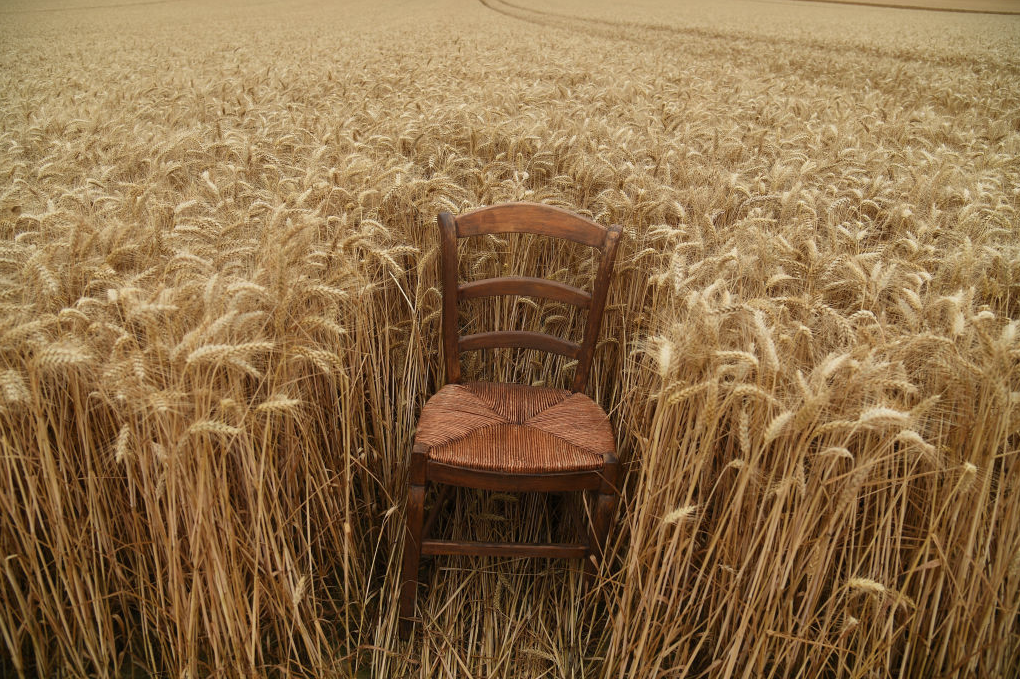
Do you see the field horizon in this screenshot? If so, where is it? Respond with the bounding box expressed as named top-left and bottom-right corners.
top-left (793, 0), bottom-right (1020, 15)
top-left (2, 0), bottom-right (1018, 677)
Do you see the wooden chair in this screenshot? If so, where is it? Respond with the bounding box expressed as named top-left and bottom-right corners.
top-left (399, 202), bottom-right (623, 637)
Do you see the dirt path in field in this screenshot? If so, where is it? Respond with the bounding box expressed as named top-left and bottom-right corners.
top-left (793, 0), bottom-right (1020, 16)
top-left (478, 0), bottom-right (1019, 75)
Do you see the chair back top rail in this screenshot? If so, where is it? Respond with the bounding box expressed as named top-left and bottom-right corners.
top-left (454, 202), bottom-right (607, 248)
top-left (438, 203), bottom-right (622, 392)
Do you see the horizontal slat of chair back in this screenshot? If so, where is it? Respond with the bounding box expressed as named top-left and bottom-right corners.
top-left (459, 276), bottom-right (591, 308)
top-left (459, 331), bottom-right (580, 358)
top-left (454, 202), bottom-right (606, 248)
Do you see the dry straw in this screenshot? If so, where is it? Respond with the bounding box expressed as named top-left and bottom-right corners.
top-left (1, 0), bottom-right (1018, 677)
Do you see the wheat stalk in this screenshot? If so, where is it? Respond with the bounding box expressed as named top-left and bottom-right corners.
top-left (1, 1), bottom-right (1017, 677)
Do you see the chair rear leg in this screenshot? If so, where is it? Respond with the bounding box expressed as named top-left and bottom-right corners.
top-left (421, 483), bottom-right (452, 551)
top-left (399, 482), bottom-right (425, 639)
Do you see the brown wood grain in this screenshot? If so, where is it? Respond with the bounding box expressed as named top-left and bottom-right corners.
top-left (399, 482), bottom-right (425, 635)
top-left (427, 461), bottom-right (604, 491)
top-left (455, 202), bottom-right (608, 248)
top-left (571, 223), bottom-right (622, 392)
top-left (458, 330), bottom-right (581, 358)
top-left (421, 539), bottom-right (588, 559)
top-left (459, 276), bottom-right (592, 308)
top-left (438, 212), bottom-right (461, 384)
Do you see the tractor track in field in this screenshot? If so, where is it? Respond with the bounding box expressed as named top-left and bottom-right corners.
top-left (794, 0), bottom-right (1019, 16)
top-left (477, 0), bottom-right (1020, 76)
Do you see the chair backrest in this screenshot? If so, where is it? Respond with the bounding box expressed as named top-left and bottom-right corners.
top-left (438, 202), bottom-right (623, 393)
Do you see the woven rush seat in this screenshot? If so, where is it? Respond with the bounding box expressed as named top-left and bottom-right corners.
top-left (415, 382), bottom-right (614, 474)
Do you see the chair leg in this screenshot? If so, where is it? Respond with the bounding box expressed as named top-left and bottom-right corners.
top-left (421, 483), bottom-right (452, 545)
top-left (592, 489), bottom-right (618, 559)
top-left (583, 491), bottom-right (599, 584)
top-left (399, 482), bottom-right (425, 639)
top-left (585, 454), bottom-right (620, 584)
top-left (583, 489), bottom-right (618, 584)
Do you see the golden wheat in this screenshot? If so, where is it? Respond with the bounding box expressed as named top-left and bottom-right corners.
top-left (0, 0), bottom-right (1017, 677)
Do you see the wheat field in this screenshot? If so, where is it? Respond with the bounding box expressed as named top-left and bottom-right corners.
top-left (1, 0), bottom-right (1018, 677)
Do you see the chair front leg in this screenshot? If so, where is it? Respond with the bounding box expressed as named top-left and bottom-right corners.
top-left (399, 445), bottom-right (428, 639)
top-left (586, 453), bottom-right (620, 584)
top-left (591, 490), bottom-right (618, 557)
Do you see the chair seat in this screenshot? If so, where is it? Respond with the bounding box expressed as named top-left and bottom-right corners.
top-left (415, 382), bottom-right (615, 474)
